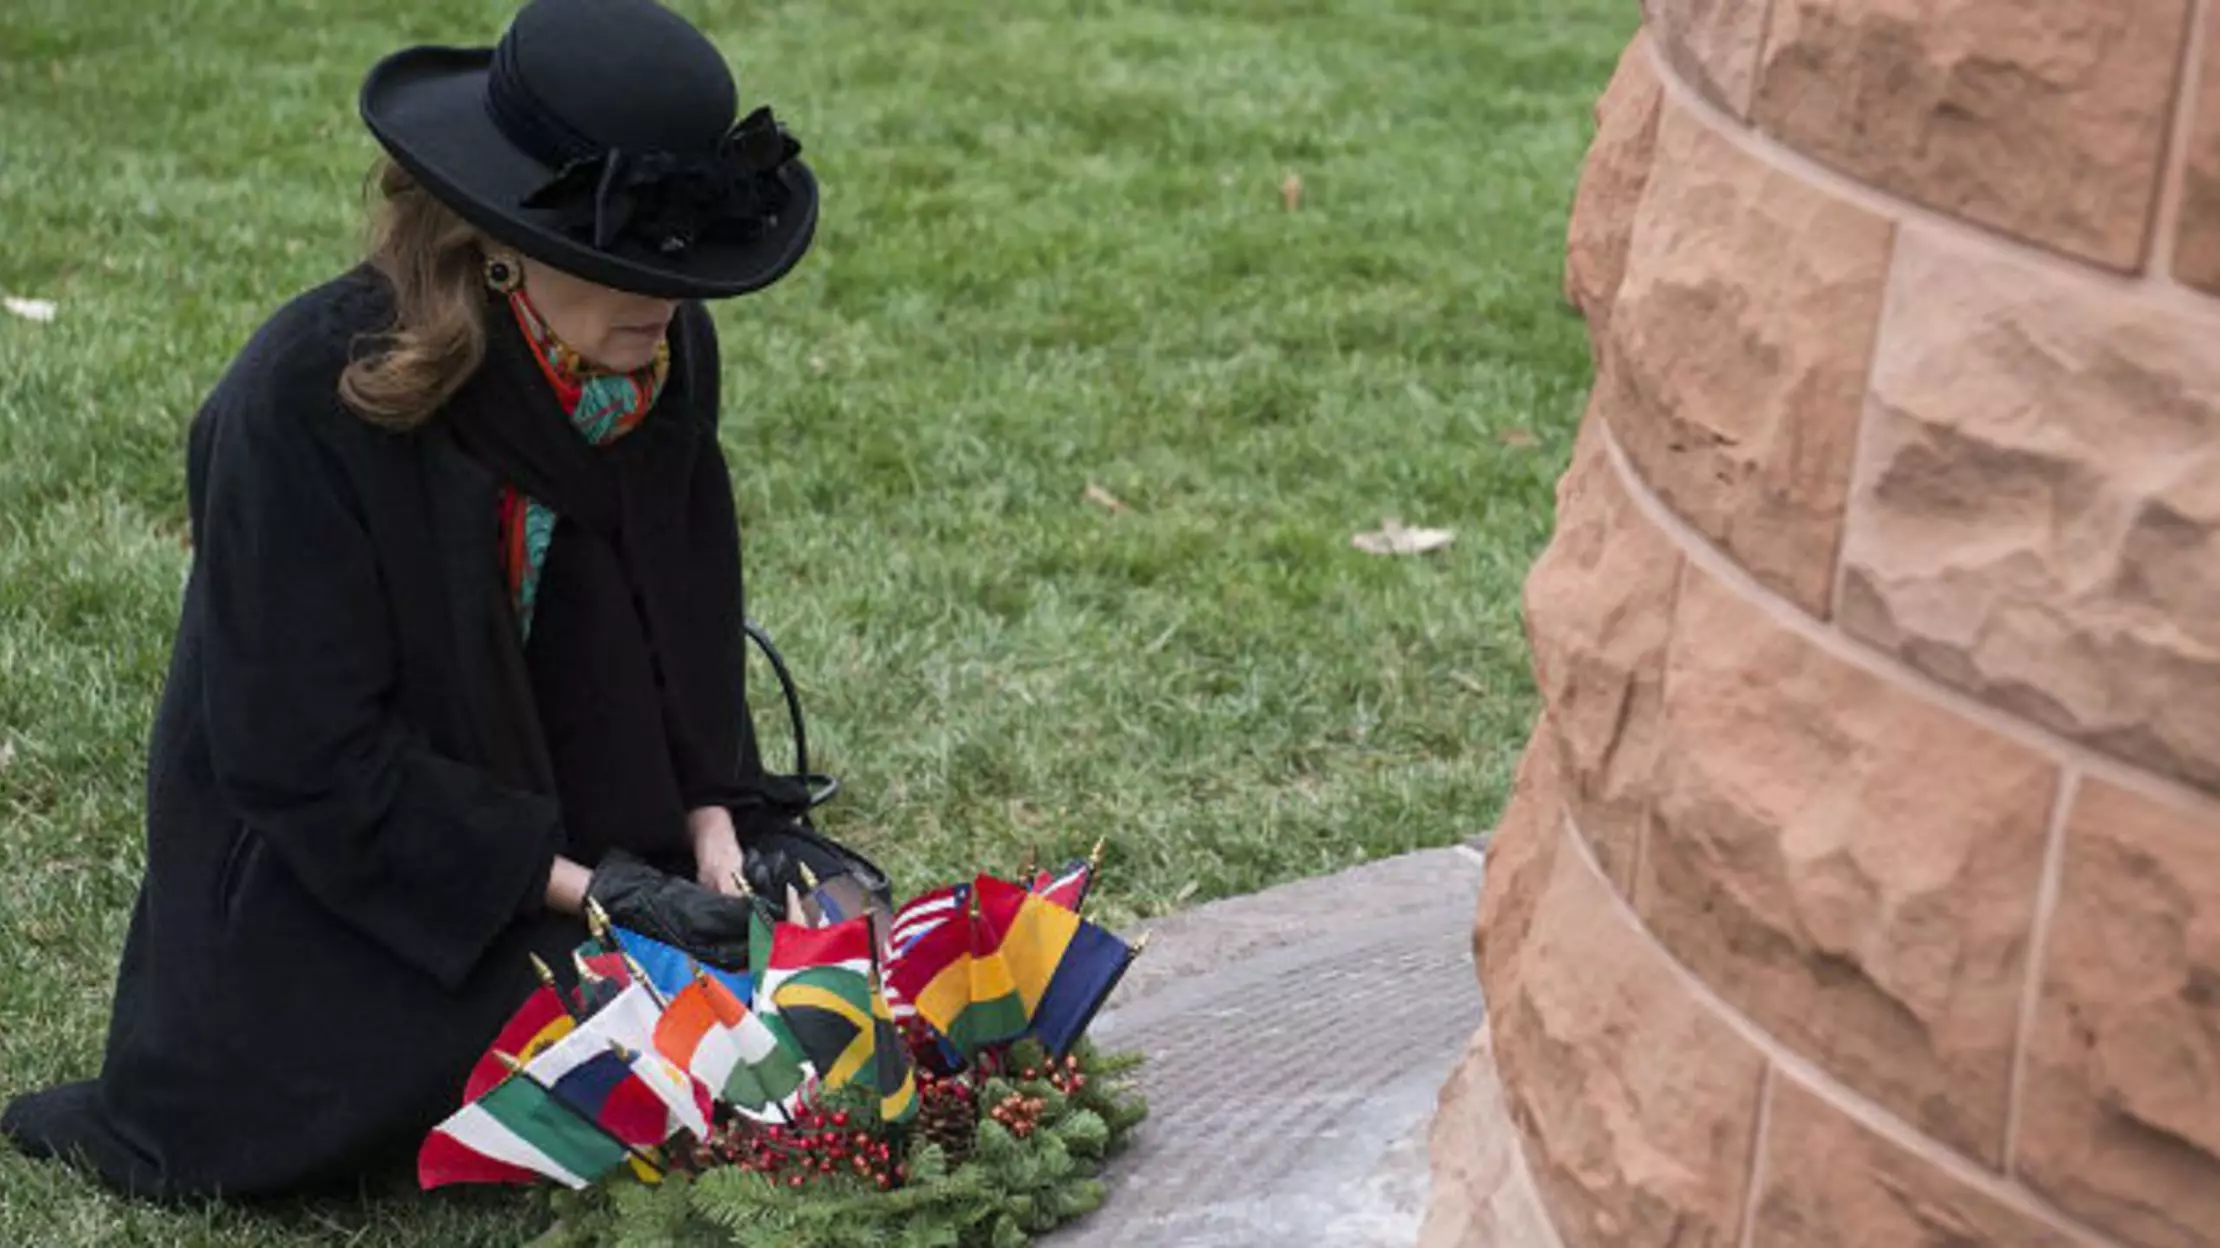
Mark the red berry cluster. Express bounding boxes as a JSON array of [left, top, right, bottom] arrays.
[[1043, 1052, 1089, 1097], [987, 1089, 1046, 1139], [684, 1107, 907, 1191], [989, 1054, 1087, 1140], [915, 1066, 973, 1114]]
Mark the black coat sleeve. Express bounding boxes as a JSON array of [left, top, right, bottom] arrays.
[[191, 348, 563, 991], [663, 304, 777, 823]]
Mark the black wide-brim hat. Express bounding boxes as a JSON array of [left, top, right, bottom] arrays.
[[359, 0, 817, 300]]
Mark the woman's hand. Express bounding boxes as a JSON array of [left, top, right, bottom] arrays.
[[688, 805, 747, 897], [546, 855, 593, 916]]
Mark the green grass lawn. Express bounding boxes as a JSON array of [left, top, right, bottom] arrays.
[[0, 0, 1630, 1241]]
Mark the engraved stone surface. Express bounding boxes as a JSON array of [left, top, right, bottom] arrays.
[[1056, 848, 1486, 1247], [2016, 778, 2220, 1248], [1751, 0, 2187, 269], [1602, 98, 1894, 616], [1839, 231, 2220, 795], [1640, 566, 2058, 1166]]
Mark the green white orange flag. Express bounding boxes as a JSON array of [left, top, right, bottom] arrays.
[[652, 970, 807, 1122]]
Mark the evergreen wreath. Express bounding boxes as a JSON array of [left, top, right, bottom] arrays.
[[533, 1037, 1147, 1247]]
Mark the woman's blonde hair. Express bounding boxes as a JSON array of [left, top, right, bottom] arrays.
[[338, 157, 493, 429]]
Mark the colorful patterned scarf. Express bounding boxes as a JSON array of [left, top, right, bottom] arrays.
[[497, 289, 672, 638]]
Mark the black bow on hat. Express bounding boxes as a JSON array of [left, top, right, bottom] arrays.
[[359, 0, 818, 300], [521, 106, 801, 256]]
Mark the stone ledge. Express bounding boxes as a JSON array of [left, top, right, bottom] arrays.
[[1046, 847, 1486, 1247]]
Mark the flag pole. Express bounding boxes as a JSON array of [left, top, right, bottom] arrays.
[[530, 953, 584, 1022], [1076, 836, 1107, 919], [620, 948, 668, 1010], [493, 1050, 666, 1180], [585, 898, 618, 951], [581, 897, 668, 1009]]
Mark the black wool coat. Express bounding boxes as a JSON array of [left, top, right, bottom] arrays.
[[0, 268, 777, 1199]]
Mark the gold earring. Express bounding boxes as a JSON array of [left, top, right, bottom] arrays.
[[483, 253, 523, 294]]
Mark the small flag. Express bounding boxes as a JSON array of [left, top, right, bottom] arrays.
[[1025, 921, 1132, 1056], [1029, 858, 1094, 913], [527, 982, 712, 1142], [889, 884, 1029, 1058], [418, 1070, 632, 1190], [889, 883, 967, 955], [767, 961, 916, 1124], [572, 950, 626, 1014], [600, 926, 752, 1004], [652, 972, 808, 1122], [462, 985, 575, 1102], [971, 874, 1079, 1015]]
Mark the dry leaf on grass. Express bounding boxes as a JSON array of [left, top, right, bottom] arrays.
[[1351, 517, 1455, 556], [1281, 170, 1303, 211], [1083, 483, 1133, 514], [1495, 427, 1538, 448], [5, 296, 57, 322]]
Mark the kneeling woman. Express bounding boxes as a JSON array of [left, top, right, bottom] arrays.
[[2, 0, 823, 1199]]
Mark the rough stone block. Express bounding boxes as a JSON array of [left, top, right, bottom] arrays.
[[1644, 0, 1768, 118], [1418, 1028, 1565, 1248], [1602, 97, 1893, 616], [2016, 778, 2220, 1248], [1565, 31, 1666, 347], [1751, 0, 2187, 270], [1838, 232, 2220, 795], [1486, 818, 1766, 1248], [1474, 725, 1565, 994], [2175, 6, 2220, 292], [1523, 413, 1681, 895], [1750, 1076, 2087, 1247], [1639, 566, 2059, 1166]]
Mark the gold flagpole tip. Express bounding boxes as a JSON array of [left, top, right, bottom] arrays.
[[528, 952, 559, 988], [798, 862, 821, 891], [1088, 836, 1106, 869], [606, 1039, 638, 1062], [494, 1050, 527, 1075], [584, 898, 614, 941], [1130, 930, 1153, 956], [729, 870, 755, 898]]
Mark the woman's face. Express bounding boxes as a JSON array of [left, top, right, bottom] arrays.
[[517, 256, 679, 372]]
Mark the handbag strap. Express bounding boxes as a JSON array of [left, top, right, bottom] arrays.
[[744, 619, 841, 812]]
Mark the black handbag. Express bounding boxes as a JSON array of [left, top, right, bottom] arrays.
[[731, 620, 895, 914]]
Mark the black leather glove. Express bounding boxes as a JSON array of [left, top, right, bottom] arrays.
[[585, 848, 755, 970], [737, 819, 896, 913]]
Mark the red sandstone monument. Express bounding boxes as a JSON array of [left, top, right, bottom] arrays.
[[1421, 2, 2220, 1246]]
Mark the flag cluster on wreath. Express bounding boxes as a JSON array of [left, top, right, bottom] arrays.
[[418, 841, 1140, 1193]]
